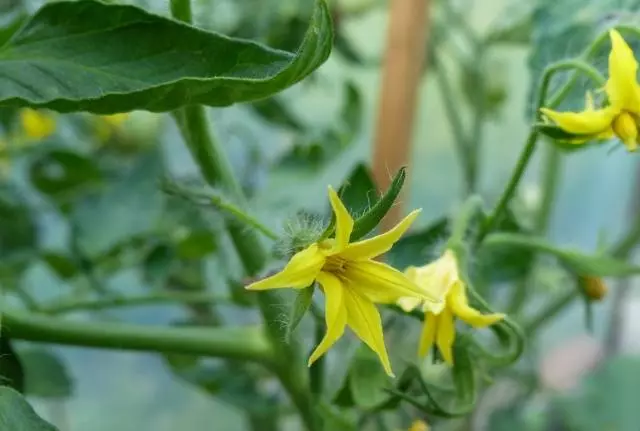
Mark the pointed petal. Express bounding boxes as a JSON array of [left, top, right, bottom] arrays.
[[606, 29, 640, 111], [246, 244, 325, 290], [343, 286, 394, 377], [328, 186, 354, 252], [338, 210, 421, 260], [418, 312, 438, 357], [308, 272, 348, 366], [397, 296, 422, 312], [435, 307, 455, 365], [448, 282, 505, 328], [345, 260, 438, 304], [540, 107, 617, 135]]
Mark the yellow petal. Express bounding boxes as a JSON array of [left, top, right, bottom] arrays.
[[436, 307, 455, 365], [408, 420, 430, 431], [606, 29, 640, 112], [345, 260, 438, 304], [343, 286, 394, 377], [328, 186, 354, 252], [418, 312, 438, 357], [246, 244, 325, 290], [397, 295, 422, 312], [611, 111, 639, 151], [540, 107, 617, 135], [448, 282, 505, 328], [308, 272, 348, 366], [20, 109, 56, 140], [338, 209, 421, 261]]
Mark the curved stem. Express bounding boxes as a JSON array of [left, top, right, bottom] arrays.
[[3, 309, 274, 365], [40, 292, 233, 315]]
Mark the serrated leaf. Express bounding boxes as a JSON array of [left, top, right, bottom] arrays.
[[20, 349, 73, 399], [348, 346, 391, 409], [0, 387, 59, 431], [285, 285, 314, 342], [350, 167, 407, 241], [386, 218, 449, 270], [0, 0, 333, 114]]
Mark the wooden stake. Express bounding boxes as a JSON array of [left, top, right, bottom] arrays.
[[372, 0, 432, 230]]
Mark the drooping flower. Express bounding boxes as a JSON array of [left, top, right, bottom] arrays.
[[540, 30, 640, 151], [246, 187, 438, 376], [398, 250, 505, 365], [20, 108, 56, 141]]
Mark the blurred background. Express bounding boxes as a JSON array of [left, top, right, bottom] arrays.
[[1, 0, 639, 430]]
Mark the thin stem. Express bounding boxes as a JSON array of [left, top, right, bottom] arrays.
[[535, 146, 562, 234], [3, 309, 274, 365], [40, 291, 233, 315], [523, 289, 577, 336], [467, 46, 486, 195], [207, 193, 278, 240]]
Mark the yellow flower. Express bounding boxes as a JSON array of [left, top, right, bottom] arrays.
[[398, 250, 505, 365], [95, 113, 130, 142], [408, 420, 429, 431], [540, 29, 640, 151], [246, 187, 437, 376], [20, 108, 56, 141]]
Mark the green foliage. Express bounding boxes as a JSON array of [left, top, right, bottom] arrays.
[[385, 218, 448, 270], [338, 163, 376, 216], [0, 387, 59, 431], [285, 285, 315, 343], [0, 187, 36, 261], [0, 336, 24, 392], [344, 346, 391, 409], [0, 0, 333, 113], [20, 349, 73, 399]]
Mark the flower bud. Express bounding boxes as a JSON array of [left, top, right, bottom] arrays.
[[580, 276, 607, 301]]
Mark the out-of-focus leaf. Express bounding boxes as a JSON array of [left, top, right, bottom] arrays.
[[0, 0, 333, 113], [30, 149, 102, 201], [475, 209, 533, 283], [176, 230, 217, 260], [40, 252, 78, 280], [386, 218, 449, 270], [486, 1, 534, 45], [249, 96, 304, 131], [0, 0, 26, 48], [72, 150, 164, 258], [461, 57, 508, 119], [0, 188, 36, 261], [20, 349, 73, 399], [317, 401, 357, 431], [338, 163, 376, 216], [0, 387, 59, 431], [0, 336, 24, 393], [348, 346, 391, 409], [559, 356, 640, 431], [334, 31, 366, 64], [142, 243, 175, 288]]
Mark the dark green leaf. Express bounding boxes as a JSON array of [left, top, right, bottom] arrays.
[[316, 401, 357, 431], [334, 31, 366, 65], [452, 345, 476, 405], [142, 243, 175, 287], [20, 349, 73, 399], [348, 346, 391, 409], [40, 252, 78, 280], [285, 285, 315, 343], [0, 187, 36, 261], [176, 230, 217, 259], [0, 387, 59, 431], [0, 0, 333, 114], [386, 217, 449, 270], [338, 163, 376, 216], [350, 167, 407, 241], [340, 82, 362, 140], [0, 0, 26, 48], [0, 336, 24, 392], [249, 96, 304, 131], [30, 150, 102, 200]]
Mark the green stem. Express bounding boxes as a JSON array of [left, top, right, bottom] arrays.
[[3, 309, 274, 365], [207, 192, 278, 240], [522, 289, 577, 336], [612, 214, 640, 258], [40, 292, 233, 315]]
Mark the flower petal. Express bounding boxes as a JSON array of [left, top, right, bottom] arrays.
[[343, 286, 394, 376], [435, 307, 455, 365], [540, 107, 617, 135], [338, 210, 421, 260], [606, 29, 640, 112], [448, 282, 505, 328], [246, 244, 325, 290], [308, 272, 348, 366], [418, 312, 438, 357], [328, 186, 354, 252], [345, 260, 439, 304]]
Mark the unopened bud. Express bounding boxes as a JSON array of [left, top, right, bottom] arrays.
[[580, 276, 607, 301], [408, 420, 429, 431]]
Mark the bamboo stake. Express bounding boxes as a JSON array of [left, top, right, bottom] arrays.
[[372, 0, 432, 230]]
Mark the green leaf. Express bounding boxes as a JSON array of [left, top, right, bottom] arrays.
[[338, 163, 376, 216], [348, 346, 391, 409], [559, 356, 640, 431], [0, 0, 333, 114], [249, 96, 304, 131], [40, 252, 78, 280], [176, 230, 217, 260], [350, 167, 407, 241], [0, 387, 59, 431], [486, 1, 533, 45], [30, 149, 102, 201], [0, 187, 36, 261], [20, 349, 73, 399], [452, 345, 476, 405], [0, 336, 24, 392], [284, 285, 315, 343], [386, 217, 449, 270], [316, 401, 357, 431]]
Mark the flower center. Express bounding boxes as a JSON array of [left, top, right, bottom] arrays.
[[612, 111, 639, 151], [323, 256, 348, 274]]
